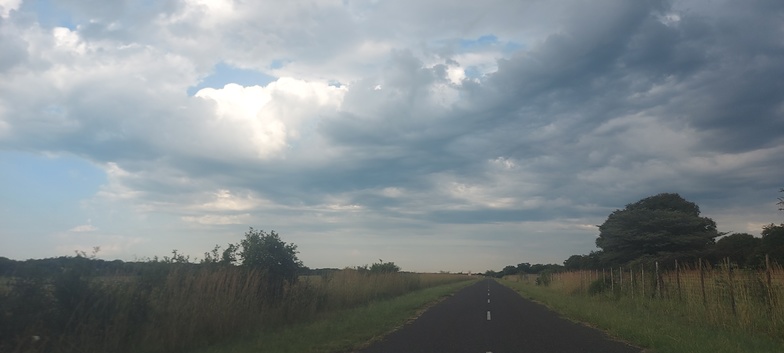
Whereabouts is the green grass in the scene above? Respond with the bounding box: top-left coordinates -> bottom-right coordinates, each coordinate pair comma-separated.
191,279 -> 478,353
499,278 -> 784,353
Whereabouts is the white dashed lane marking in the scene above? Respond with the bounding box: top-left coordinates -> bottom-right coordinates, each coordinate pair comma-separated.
486,283 -> 492,353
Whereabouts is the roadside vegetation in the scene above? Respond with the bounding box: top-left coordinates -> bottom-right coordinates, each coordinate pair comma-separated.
502,273 -> 784,353
490,189 -> 784,352
0,228 -> 473,353
489,191 -> 784,278
192,279 -> 476,353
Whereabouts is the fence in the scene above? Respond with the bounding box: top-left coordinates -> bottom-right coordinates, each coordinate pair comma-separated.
541,256 -> 784,339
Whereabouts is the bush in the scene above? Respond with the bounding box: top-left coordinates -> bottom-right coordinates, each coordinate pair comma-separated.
588,278 -> 609,296
0,278 -> 54,351
369,260 -> 401,274
536,272 -> 553,286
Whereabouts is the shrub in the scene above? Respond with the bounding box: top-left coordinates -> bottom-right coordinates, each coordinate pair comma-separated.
588,278 -> 609,296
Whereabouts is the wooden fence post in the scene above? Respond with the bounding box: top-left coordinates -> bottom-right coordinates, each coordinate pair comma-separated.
641,263 -> 645,298
676,259 -> 681,301
611,267 -> 615,293
699,258 -> 706,305
726,258 -> 737,317
766,254 -> 775,309
655,261 -> 660,299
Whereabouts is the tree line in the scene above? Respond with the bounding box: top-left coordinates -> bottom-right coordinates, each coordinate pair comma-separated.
1,227 -> 403,292
488,190 -> 784,276
0,227 -> 410,353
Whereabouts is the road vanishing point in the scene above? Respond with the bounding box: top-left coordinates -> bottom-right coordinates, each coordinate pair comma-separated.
358,279 -> 642,353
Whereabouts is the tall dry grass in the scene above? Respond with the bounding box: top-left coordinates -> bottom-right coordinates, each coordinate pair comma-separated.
317,270 -> 460,309
6,266 -> 470,353
523,259 -> 784,341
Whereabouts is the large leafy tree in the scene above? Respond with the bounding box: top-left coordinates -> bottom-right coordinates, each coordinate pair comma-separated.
563,251 -> 603,270
761,223 -> 784,264
714,233 -> 761,267
596,193 -> 720,265
516,262 -> 532,274
238,228 -> 303,288
369,259 -> 401,273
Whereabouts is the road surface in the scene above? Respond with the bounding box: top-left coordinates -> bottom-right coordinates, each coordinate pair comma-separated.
358,279 -> 641,353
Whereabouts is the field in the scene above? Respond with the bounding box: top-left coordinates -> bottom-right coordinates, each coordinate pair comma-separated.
502,260 -> 784,353
0,264 -> 473,353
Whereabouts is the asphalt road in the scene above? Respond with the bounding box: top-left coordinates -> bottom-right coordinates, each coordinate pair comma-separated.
358,279 -> 642,353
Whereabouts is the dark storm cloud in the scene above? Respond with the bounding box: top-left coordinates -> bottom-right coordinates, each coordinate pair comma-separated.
309,0 -> 783,223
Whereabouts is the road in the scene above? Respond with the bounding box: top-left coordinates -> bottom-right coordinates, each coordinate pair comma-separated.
358,279 -> 641,353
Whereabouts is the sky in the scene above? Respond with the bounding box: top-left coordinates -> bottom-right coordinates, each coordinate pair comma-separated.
0,0 -> 782,273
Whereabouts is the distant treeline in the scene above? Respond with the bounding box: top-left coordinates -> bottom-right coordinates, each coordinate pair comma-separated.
488,191 -> 784,277
483,262 -> 564,278
0,228 -> 464,353
0,255 -> 179,277
0,256 -> 327,280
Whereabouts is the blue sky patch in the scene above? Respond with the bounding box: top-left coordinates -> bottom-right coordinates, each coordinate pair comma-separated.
459,34 -> 499,50
464,66 -> 483,79
0,151 -> 105,205
24,0 -> 77,29
0,152 -> 106,237
448,34 -> 525,55
187,62 -> 277,95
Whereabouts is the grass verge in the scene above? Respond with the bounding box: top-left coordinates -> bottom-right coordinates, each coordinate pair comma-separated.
192,279 -> 478,353
499,279 -> 784,353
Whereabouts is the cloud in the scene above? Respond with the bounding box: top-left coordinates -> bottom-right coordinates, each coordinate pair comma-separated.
1,0 -> 783,270
194,78 -> 346,159
181,213 -> 252,225
68,224 -> 97,232
194,189 -> 262,212
55,233 -> 146,258
0,0 -> 20,18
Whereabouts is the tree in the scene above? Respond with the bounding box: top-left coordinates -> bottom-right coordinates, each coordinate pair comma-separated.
500,265 -> 518,277
238,228 -> 303,288
563,255 -> 584,270
221,243 -> 239,265
369,259 -> 401,273
529,263 -> 563,274
563,251 -> 603,270
761,223 -> 784,265
714,233 -> 761,267
516,262 -> 532,274
778,188 -> 784,212
595,193 -> 720,265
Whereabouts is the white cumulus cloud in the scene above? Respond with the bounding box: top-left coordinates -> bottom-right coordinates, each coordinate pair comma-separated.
69,224 -> 97,232
181,213 -> 252,225
194,78 -> 346,159
0,0 -> 20,18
